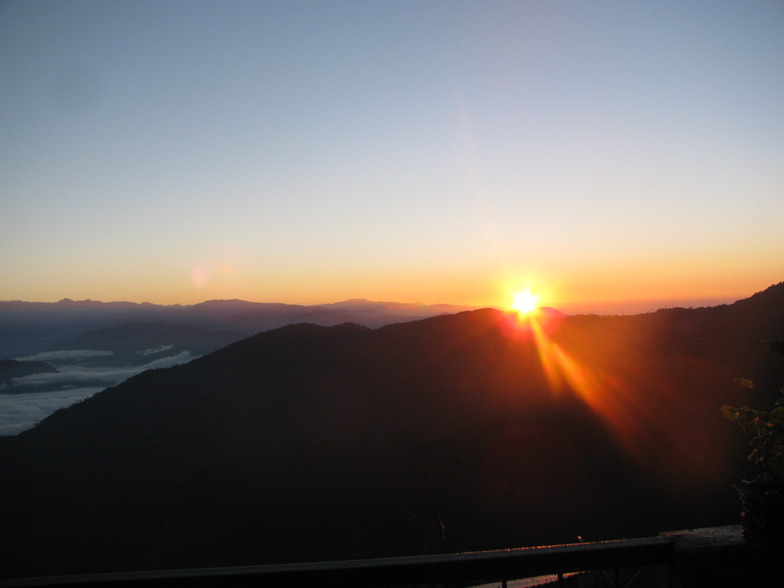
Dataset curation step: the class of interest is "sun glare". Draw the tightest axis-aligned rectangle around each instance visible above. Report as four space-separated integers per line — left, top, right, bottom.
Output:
511 290 539 315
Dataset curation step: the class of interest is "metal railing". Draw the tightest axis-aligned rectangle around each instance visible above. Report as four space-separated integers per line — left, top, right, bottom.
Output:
0 536 675 588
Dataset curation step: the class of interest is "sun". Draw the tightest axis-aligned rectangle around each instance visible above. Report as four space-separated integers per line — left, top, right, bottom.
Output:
511 289 539 315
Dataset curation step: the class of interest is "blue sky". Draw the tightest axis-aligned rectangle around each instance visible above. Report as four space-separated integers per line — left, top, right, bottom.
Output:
2 1 782 312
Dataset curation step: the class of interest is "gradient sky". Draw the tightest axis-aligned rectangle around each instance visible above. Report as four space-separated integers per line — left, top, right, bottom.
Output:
2 1 782 313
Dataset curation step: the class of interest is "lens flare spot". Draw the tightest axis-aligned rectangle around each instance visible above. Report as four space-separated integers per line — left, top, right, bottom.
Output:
190 265 210 289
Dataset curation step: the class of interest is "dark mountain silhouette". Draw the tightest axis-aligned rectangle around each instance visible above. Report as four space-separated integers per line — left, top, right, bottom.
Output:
0 359 58 386
0 283 783 578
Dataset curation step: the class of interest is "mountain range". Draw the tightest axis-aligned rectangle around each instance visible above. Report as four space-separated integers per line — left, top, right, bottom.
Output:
50 321 244 367
0 298 475 356
0 283 783 579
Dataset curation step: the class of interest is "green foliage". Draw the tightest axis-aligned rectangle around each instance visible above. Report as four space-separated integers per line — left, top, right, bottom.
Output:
722 379 784 484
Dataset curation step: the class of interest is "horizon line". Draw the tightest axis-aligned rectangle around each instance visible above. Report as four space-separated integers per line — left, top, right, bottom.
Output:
0 293 752 317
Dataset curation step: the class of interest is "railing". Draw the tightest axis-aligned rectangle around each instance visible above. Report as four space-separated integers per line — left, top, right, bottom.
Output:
3 525 775 588
0 535 676 588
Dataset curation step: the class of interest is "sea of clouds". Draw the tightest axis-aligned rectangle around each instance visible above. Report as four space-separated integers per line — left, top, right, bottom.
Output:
0 349 195 436
0 386 104 436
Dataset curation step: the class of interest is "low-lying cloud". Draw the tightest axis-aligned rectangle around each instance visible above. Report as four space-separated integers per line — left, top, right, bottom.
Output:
0 387 104 436
5 351 194 391
0 350 196 436
138 345 174 356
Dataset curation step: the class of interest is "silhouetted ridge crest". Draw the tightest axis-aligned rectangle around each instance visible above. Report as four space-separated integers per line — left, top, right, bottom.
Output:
1 286 784 578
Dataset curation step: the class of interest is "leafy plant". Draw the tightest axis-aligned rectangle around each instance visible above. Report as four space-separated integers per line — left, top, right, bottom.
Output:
721 378 784 484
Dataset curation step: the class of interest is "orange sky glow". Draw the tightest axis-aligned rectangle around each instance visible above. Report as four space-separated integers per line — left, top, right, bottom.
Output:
1 2 782 315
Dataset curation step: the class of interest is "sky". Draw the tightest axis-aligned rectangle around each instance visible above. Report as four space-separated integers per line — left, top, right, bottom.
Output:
1 0 782 314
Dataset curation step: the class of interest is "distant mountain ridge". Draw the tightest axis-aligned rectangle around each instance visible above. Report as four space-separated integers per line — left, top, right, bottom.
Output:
54 321 245 367
0 282 782 578
0 298 475 356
